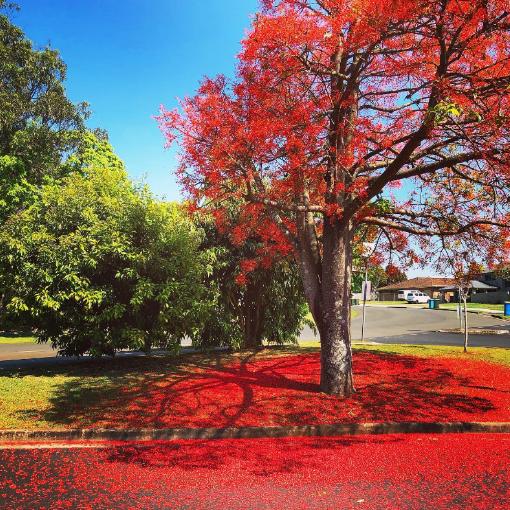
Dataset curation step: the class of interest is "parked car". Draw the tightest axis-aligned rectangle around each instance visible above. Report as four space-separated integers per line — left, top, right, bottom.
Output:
398 289 418 301
406 291 430 303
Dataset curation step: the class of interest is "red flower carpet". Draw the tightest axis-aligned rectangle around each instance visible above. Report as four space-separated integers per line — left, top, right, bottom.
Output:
1 434 509 509
38 350 510 429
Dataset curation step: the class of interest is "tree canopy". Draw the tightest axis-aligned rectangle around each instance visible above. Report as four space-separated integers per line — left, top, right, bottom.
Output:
0 137 204 357
194 209 313 350
157 0 510 396
0 0 92 223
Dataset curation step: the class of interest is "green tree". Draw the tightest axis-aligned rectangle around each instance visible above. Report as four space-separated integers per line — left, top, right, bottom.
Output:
194 213 313 350
0 139 204 357
0 1 91 223
351 266 383 294
352 264 407 294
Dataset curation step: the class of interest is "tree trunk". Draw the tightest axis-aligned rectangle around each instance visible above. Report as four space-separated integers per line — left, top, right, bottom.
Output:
241 282 263 350
319 218 355 396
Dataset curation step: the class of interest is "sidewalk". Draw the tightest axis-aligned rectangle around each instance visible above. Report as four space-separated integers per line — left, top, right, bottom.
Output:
365 303 507 316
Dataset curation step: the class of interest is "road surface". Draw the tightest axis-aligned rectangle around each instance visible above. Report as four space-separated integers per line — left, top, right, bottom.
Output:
1 306 509 368
299 305 510 348
1 434 509 509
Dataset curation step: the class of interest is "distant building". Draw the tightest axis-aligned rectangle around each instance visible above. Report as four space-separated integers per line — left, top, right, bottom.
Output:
469 272 510 304
438 280 499 303
377 277 455 301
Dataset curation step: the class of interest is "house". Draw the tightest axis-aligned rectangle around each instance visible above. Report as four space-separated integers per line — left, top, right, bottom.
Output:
377 277 455 301
468 271 510 304
438 280 499 303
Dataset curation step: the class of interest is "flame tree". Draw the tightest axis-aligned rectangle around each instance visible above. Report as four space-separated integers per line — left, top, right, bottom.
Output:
156 0 510 396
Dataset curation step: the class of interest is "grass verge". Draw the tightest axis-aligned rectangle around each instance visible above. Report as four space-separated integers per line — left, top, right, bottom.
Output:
0 332 37 344
366 300 405 305
1 342 509 430
440 303 504 312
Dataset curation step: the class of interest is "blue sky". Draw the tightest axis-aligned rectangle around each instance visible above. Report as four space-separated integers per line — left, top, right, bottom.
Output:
14 0 259 202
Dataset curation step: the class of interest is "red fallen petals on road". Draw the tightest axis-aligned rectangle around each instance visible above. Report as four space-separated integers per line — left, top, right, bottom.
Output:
31 351 510 429
1 434 509 509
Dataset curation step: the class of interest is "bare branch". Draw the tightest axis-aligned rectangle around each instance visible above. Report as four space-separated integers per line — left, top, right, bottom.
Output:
361 216 508 237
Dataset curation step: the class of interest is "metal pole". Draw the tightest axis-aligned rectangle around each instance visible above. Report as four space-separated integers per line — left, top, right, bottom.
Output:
361 264 368 343
458 286 463 329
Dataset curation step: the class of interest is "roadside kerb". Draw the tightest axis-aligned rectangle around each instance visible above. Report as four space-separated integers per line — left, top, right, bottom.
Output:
1 422 510 443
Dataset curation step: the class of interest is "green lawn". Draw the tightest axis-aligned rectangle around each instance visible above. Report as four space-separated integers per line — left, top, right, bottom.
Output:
353 342 510 366
367 301 505 312
0 332 37 344
439 303 504 312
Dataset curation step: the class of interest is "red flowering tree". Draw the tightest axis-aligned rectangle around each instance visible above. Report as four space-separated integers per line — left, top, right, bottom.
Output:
156 0 510 396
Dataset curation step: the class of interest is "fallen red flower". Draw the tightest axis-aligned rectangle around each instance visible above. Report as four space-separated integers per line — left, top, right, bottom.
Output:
26 350 510 429
1 434 509 509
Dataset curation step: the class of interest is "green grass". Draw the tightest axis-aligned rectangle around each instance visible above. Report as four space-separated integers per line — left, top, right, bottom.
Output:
353 343 510 366
367 301 505 312
366 300 405 305
0 332 37 344
439 303 504 312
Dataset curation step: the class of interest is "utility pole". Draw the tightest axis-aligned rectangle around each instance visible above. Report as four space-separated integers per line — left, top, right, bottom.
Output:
457 286 463 329
361 264 368 343
360 243 375 343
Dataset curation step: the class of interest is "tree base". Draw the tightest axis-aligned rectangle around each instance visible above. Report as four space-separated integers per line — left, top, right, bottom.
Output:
320 371 356 397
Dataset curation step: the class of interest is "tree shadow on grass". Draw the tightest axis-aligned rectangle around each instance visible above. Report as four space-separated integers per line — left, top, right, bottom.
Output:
2 346 507 429
352 348 499 422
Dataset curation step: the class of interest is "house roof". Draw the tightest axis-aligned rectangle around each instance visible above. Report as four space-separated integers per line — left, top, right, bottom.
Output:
439 280 499 291
378 277 455 292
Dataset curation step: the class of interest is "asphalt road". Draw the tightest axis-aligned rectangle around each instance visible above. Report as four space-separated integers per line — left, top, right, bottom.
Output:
297 305 510 348
1 306 509 368
1 434 509 509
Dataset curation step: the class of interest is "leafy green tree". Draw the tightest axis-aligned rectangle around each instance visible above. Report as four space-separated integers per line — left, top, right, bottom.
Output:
0 1 92 223
194 213 313 350
351 265 386 294
352 263 407 294
0 139 204 357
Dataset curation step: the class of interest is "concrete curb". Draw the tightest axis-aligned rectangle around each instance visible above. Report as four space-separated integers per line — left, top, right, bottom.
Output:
437 329 507 335
1 422 510 443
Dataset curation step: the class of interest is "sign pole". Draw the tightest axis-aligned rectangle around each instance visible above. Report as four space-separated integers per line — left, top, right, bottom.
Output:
361 265 368 343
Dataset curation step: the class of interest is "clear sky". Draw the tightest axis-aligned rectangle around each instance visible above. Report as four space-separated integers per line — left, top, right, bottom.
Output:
13 0 259 202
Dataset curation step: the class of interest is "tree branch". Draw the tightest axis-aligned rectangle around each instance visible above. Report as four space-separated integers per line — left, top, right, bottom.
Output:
361 216 508 237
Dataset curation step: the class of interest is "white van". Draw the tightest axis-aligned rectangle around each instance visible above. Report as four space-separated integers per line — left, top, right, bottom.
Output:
398 289 418 301
406 291 430 304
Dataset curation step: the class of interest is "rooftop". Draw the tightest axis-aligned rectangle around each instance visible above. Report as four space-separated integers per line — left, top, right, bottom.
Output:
439 280 499 291
378 277 455 291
